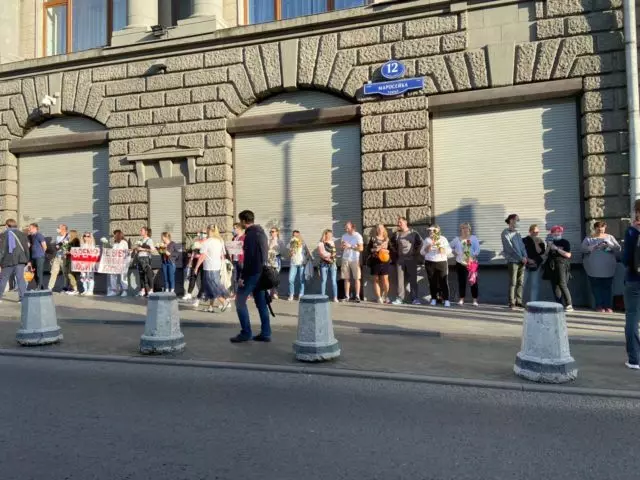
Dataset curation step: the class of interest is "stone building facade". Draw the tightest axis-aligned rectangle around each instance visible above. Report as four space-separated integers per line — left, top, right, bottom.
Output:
0 0 631 264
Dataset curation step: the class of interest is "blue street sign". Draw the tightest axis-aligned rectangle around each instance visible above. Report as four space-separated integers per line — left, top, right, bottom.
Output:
380 60 406 80
363 77 425 97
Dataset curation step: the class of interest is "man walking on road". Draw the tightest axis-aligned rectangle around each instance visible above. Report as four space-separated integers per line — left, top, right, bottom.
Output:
0 219 30 302
390 216 423 305
27 223 47 290
501 214 528 309
231 210 271 344
48 224 70 292
623 200 640 370
341 221 364 303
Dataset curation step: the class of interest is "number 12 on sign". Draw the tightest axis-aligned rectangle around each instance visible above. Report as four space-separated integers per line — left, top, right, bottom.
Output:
381 60 406 80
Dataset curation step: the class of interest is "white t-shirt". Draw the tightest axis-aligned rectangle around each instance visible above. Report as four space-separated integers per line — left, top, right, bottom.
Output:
201 237 225 271
341 232 364 262
112 240 129 250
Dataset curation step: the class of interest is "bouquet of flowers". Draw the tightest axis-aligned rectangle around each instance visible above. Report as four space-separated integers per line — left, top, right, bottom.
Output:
61 239 71 255
432 229 444 254
156 242 168 256
100 237 109 245
289 237 302 256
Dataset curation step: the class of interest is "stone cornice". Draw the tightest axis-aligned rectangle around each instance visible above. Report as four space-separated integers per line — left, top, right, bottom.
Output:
0 0 525 80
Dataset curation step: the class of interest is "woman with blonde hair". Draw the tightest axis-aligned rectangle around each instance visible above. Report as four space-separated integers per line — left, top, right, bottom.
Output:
195 225 231 313
64 230 81 295
267 226 285 299
421 224 452 307
79 232 96 296
450 223 481 306
317 229 338 302
367 224 391 304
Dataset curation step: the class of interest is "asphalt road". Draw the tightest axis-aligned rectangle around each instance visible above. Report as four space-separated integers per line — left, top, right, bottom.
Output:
0 357 638 480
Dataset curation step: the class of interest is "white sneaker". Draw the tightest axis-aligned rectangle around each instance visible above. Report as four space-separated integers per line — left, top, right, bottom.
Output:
207 305 215 313
67 290 79 296
138 291 145 297
444 300 451 308
565 305 574 312
193 299 200 308
625 362 640 370
221 299 231 312
458 299 464 306
411 299 422 305
472 300 479 307
107 292 117 297
120 291 128 297
377 298 384 304
430 299 437 306
182 293 192 301
287 296 294 302
333 298 339 303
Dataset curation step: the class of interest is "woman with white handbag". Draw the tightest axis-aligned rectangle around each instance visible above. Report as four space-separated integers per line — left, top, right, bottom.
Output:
194 225 231 313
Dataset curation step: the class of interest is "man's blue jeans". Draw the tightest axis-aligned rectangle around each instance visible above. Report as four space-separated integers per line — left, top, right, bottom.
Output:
624 281 640 365
320 264 338 298
288 264 305 297
235 272 270 339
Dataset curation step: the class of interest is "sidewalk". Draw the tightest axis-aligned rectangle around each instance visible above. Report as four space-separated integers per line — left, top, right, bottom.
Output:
0 292 635 393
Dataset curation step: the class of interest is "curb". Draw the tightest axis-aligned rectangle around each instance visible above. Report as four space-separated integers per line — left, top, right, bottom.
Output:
1 348 639 400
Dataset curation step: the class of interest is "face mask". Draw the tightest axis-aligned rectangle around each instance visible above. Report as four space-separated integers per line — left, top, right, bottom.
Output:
232 229 237 236
56 229 61 235
553 235 562 241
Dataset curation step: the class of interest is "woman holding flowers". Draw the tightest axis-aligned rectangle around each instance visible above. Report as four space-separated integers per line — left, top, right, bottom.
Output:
64 230 81 295
183 229 207 305
79 232 96 296
450 223 481 306
287 230 312 301
159 232 178 293
134 227 155 297
317 229 338 302
194 225 231 313
268 227 285 299
367 224 391 304
420 225 452 307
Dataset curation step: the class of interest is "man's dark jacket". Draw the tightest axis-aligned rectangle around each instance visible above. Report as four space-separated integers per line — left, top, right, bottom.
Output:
0 229 30 267
241 224 268 280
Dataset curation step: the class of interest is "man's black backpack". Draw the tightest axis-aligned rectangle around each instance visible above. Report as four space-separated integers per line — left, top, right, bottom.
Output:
258 265 280 318
632 227 640 274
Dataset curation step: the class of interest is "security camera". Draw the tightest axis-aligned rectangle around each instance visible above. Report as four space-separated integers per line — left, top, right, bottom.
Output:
40 95 57 107
145 60 167 76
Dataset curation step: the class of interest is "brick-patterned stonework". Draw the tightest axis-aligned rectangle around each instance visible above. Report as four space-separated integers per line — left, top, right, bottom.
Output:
0 0 629 238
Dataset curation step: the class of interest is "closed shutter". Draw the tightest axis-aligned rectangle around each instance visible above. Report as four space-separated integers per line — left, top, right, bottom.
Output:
149 186 184 267
23 116 106 138
242 91 351 117
432 100 581 264
19 147 110 241
235 124 362 245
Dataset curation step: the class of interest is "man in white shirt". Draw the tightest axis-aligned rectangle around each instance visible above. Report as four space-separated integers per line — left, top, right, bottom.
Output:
340 221 364 303
108 229 130 297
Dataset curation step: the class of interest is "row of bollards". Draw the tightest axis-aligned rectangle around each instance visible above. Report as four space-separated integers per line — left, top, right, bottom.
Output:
16 293 576 382
16 291 341 363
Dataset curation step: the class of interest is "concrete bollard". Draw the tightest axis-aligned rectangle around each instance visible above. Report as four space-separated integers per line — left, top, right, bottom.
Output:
140 292 185 354
514 301 577 383
16 290 63 346
293 295 340 362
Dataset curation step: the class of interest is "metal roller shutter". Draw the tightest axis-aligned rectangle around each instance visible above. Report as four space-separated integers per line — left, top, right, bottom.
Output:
23 116 107 138
149 186 184 267
432 100 581 264
19 147 110 242
235 124 362 246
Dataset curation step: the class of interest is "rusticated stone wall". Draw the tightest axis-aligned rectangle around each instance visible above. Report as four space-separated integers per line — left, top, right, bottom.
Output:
0 0 630 238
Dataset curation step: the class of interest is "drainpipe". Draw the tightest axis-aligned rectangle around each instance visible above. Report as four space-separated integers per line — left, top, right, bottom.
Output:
624 0 640 216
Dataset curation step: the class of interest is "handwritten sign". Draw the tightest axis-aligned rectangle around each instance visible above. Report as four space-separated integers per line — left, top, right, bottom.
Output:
225 241 243 256
97 248 132 275
70 248 101 273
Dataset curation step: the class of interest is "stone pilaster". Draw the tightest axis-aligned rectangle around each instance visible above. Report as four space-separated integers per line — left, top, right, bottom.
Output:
111 0 159 47
360 97 430 231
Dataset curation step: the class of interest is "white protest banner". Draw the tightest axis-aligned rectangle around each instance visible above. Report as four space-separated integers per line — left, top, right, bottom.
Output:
225 241 243 256
70 248 101 273
97 248 132 275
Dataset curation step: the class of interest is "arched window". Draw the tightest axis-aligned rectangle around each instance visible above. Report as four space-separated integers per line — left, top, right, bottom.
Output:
44 0 127 56
245 0 365 25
